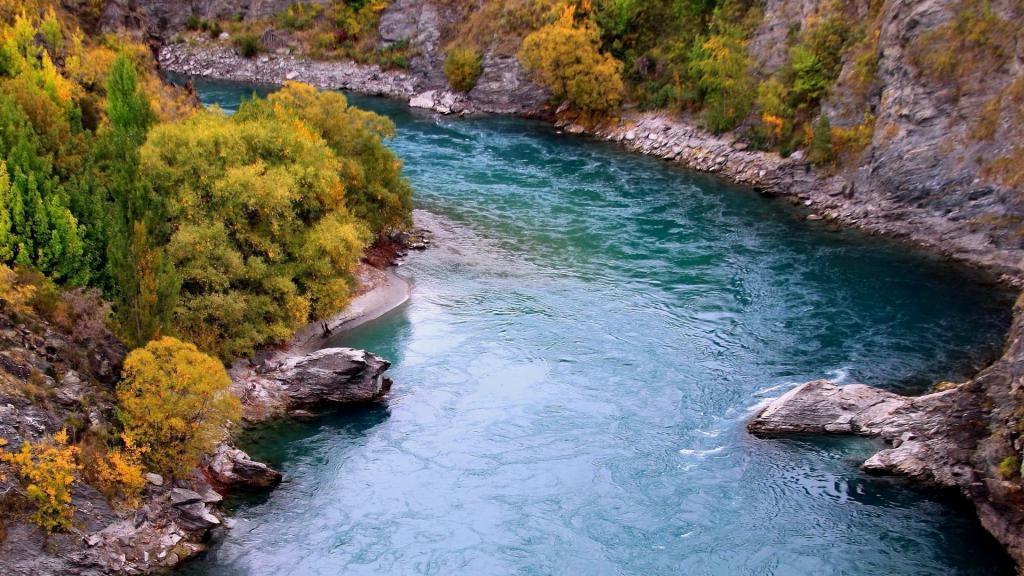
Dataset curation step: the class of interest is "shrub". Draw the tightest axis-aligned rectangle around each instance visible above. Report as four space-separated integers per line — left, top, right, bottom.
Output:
830 113 876 162
185 14 202 31
519 4 625 114
208 21 224 40
0 430 81 533
910 0 1014 88
277 2 324 31
143 86 392 357
234 32 262 58
88 434 147 508
808 115 835 166
689 25 754 133
116 337 240 479
444 47 484 93
0 263 35 316
998 455 1021 480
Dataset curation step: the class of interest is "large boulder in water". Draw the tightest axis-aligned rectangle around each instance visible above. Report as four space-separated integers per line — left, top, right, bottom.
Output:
277 348 392 405
231 347 392 422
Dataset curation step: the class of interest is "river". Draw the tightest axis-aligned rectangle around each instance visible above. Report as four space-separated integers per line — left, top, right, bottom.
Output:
180 77 1015 575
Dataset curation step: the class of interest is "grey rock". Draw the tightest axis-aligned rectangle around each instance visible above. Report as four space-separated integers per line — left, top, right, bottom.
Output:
175 502 221 531
231 347 391 421
169 488 203 506
205 444 283 490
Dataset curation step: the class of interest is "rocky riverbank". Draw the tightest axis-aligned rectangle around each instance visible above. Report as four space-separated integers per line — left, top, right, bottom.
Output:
159 41 1024 287
749 293 1024 565
0 249 418 575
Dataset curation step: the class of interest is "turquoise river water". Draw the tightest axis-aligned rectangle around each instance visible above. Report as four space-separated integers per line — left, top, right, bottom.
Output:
181 78 1015 575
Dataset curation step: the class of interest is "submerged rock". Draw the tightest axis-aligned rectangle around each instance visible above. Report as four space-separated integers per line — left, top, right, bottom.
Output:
749 298 1024 565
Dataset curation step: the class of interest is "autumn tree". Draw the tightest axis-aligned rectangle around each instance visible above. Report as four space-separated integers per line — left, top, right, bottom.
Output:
0 429 81 533
519 4 625 114
236 82 413 234
142 83 413 358
444 46 483 93
116 337 241 479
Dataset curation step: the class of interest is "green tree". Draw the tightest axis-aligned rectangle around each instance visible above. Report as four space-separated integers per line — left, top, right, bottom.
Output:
101 53 178 347
688 23 753 132
0 93 87 283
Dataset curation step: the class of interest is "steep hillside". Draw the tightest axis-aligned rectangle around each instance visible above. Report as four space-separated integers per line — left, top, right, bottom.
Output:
138 0 1024 280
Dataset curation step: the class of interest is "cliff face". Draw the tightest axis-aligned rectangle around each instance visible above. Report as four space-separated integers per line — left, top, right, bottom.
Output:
833 0 1023 260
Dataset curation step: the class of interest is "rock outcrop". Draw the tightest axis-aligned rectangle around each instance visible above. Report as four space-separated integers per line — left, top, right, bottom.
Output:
231 347 392 422
749 294 1024 565
204 444 283 490
159 42 420 97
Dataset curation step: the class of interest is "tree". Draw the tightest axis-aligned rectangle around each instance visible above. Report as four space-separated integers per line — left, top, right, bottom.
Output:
102 53 178 347
236 82 413 234
0 93 87 283
444 46 483 93
688 23 753 132
143 96 375 358
0 429 81 533
116 337 241 479
519 4 625 114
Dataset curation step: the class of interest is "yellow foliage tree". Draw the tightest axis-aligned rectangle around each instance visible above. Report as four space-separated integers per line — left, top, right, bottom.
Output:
1 429 81 533
89 434 147 508
0 263 35 316
116 337 241 479
519 3 624 114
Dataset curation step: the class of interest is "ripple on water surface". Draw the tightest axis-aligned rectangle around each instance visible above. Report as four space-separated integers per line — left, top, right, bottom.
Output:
179 78 1015 576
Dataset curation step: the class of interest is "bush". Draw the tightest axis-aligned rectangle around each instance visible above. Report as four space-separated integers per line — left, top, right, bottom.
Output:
277 2 324 31
234 32 262 58
208 21 224 39
0 430 81 533
185 14 201 31
997 455 1021 480
689 25 754 133
88 434 146 508
143 86 391 357
910 0 1014 88
444 47 483 93
116 337 240 479
0 263 35 316
519 4 624 114
808 115 835 166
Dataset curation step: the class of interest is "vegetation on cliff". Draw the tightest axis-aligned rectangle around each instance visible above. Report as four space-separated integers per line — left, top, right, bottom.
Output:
0 0 412 535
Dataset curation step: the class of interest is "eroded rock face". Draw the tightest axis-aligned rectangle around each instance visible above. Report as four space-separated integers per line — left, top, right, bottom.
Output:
749 297 1024 566
748 380 980 486
231 347 391 422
